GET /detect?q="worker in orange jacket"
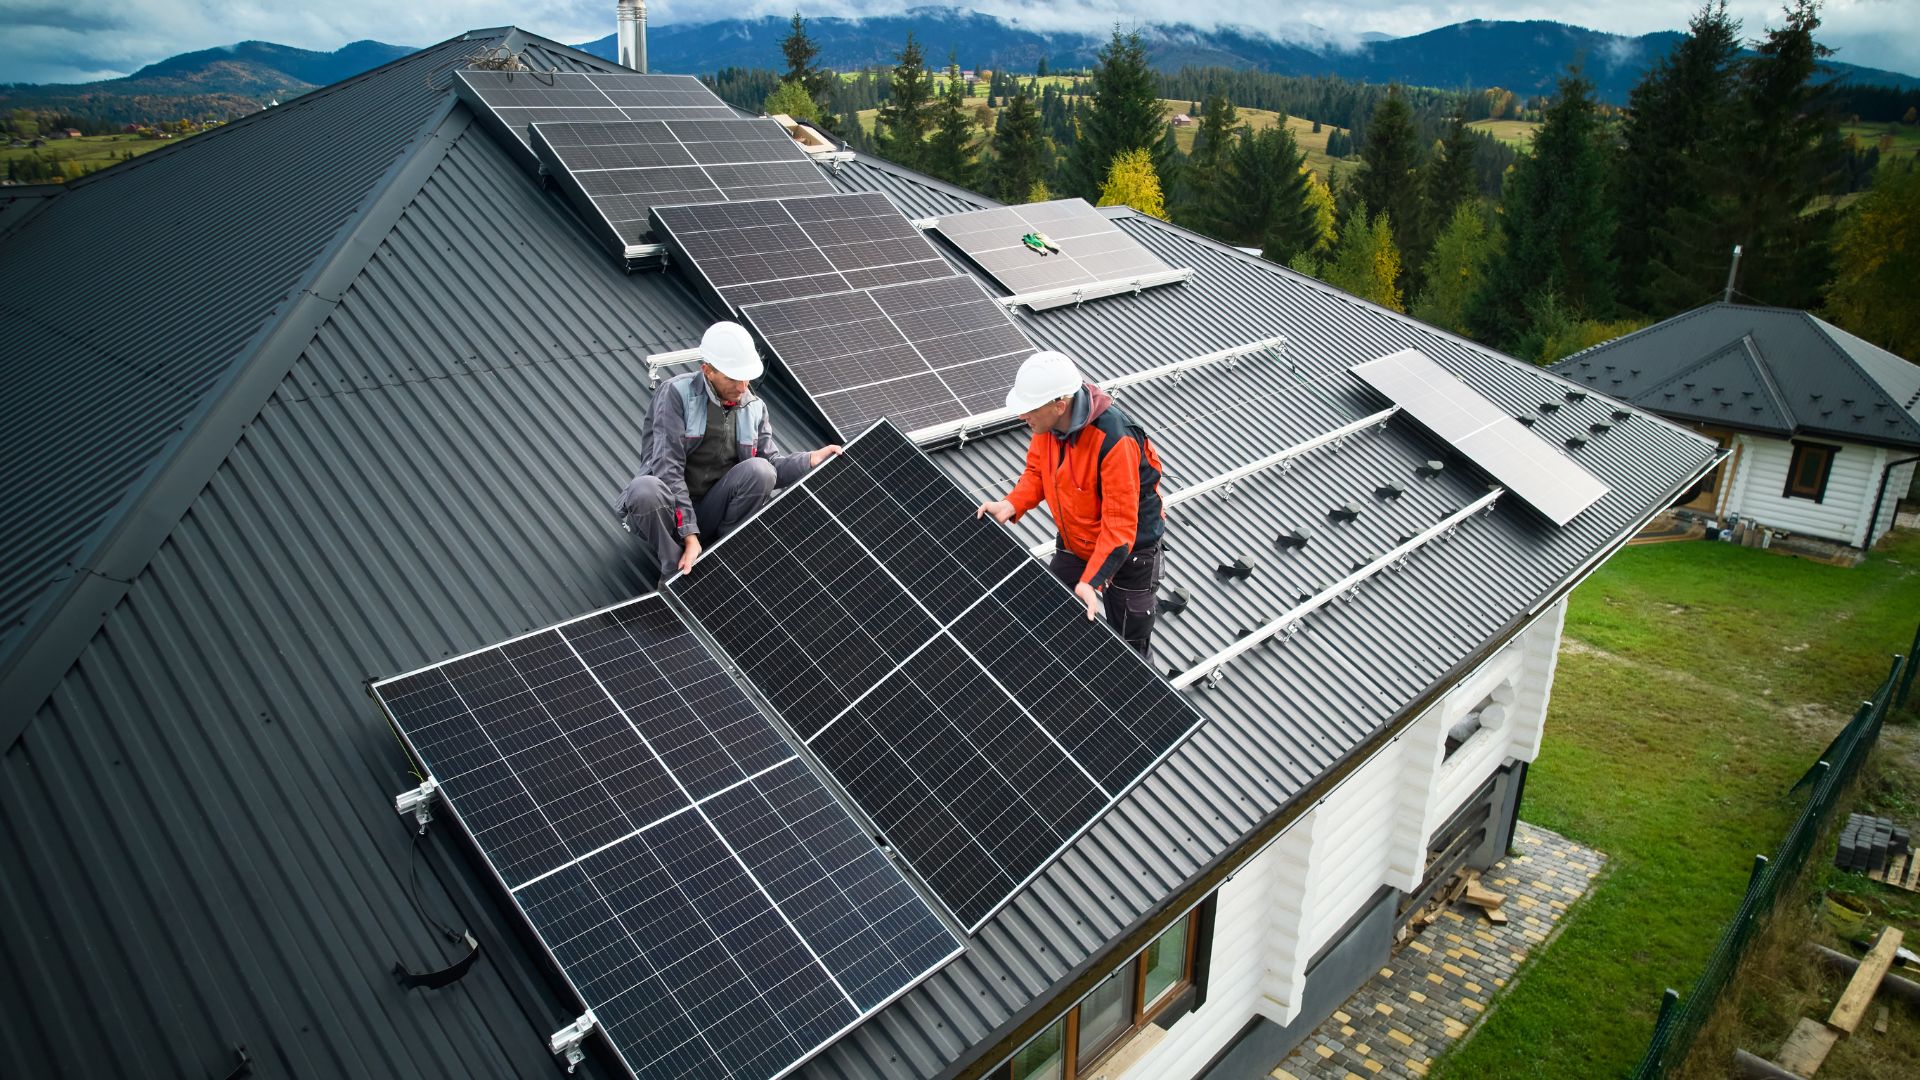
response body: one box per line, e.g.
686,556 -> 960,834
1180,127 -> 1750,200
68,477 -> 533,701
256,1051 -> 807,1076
977,351 -> 1167,656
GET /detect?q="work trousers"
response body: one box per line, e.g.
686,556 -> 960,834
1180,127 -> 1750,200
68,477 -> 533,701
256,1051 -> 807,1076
1047,540 -> 1164,657
618,457 -> 777,581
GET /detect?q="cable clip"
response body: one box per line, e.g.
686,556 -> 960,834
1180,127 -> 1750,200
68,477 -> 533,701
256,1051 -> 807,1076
550,1012 -> 598,1073
395,777 -> 438,835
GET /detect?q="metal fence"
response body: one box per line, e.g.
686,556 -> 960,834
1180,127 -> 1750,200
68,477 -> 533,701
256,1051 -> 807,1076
1629,621 -> 1919,1080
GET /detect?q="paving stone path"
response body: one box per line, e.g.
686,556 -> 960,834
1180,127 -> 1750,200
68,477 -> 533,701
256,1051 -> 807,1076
1271,821 -> 1607,1080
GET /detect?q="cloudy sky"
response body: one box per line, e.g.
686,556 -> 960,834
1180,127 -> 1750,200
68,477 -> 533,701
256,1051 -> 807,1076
2,0 -> 1911,85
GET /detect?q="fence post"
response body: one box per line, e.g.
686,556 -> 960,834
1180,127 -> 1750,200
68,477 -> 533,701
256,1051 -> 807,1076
1644,987 -> 1681,1079
1748,854 -> 1769,891
1898,623 -> 1919,708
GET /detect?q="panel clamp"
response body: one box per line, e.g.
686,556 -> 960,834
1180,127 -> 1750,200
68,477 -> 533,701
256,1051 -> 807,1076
394,777 -> 438,835
550,1011 -> 597,1073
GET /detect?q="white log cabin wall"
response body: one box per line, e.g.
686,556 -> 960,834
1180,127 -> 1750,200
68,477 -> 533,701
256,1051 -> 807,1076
1116,597 -> 1568,1079
1722,433 -> 1905,547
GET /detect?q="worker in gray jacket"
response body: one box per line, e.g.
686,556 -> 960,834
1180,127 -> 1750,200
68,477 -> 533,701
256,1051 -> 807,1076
615,322 -> 840,579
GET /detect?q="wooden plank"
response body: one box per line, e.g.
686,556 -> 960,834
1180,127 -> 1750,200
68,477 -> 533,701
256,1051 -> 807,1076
1775,1017 -> 1838,1076
1830,927 -> 1904,1034
1464,881 -> 1507,908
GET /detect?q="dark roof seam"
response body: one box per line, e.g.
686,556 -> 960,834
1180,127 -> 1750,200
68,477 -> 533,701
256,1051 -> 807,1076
1741,334 -> 1797,426
0,297 -> 218,395
0,102 -> 475,748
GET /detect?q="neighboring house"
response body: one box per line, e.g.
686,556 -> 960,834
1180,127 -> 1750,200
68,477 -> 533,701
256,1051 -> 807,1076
0,28 -> 1716,1080
1552,303 -> 1920,551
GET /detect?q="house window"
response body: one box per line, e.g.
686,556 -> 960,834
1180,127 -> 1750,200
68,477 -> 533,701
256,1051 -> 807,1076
1784,442 -> 1838,502
1004,903 -> 1207,1080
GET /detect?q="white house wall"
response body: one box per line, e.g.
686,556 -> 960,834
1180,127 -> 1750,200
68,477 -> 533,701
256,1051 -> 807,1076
1112,598 -> 1569,1080
1724,434 -> 1885,545
1869,458 -> 1916,547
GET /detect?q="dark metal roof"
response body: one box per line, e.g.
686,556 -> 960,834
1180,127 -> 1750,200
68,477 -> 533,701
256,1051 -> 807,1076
0,30 -> 1718,1080
1551,302 -> 1920,448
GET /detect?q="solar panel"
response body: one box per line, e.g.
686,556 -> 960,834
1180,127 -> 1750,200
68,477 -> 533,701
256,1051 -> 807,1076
531,118 -> 835,247
1350,349 -> 1611,525
453,69 -> 737,167
670,422 -> 1204,931
373,594 -> 961,1080
931,198 -> 1175,308
650,192 -> 954,314
741,275 -> 1035,441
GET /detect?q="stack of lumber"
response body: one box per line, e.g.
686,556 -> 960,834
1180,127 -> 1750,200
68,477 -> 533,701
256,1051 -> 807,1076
1733,927 -> 1904,1079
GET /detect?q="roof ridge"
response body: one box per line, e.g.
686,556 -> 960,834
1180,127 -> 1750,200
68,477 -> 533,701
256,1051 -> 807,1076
0,98 -> 477,746
1740,333 -> 1797,425
1794,309 -> 1920,444
1553,303 -> 1721,368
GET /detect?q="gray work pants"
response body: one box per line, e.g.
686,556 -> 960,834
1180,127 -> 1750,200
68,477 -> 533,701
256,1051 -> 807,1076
618,458 -> 777,580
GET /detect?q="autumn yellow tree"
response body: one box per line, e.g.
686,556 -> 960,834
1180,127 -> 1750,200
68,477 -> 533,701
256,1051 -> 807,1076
1096,147 -> 1168,220
1300,166 -> 1337,260
1825,168 -> 1920,358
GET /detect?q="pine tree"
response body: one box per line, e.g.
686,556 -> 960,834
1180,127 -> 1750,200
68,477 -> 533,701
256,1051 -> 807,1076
988,90 -> 1049,203
1097,148 -> 1169,220
1824,168 -> 1920,356
764,80 -> 820,124
1355,86 -> 1423,286
1177,92 -> 1237,231
1301,167 -> 1338,260
1027,179 -> 1052,203
1212,126 -> 1318,262
1415,107 -> 1479,275
1063,28 -> 1170,201
876,33 -> 935,170
925,59 -> 981,188
1648,0 -> 1842,312
1413,203 -> 1495,336
1467,72 -> 1616,351
780,11 -> 835,130
1614,1 -> 1741,313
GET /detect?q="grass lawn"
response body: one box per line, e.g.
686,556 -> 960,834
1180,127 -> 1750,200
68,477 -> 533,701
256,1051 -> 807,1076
1467,119 -> 1541,148
1429,529 -> 1920,1079
1,132 -> 170,182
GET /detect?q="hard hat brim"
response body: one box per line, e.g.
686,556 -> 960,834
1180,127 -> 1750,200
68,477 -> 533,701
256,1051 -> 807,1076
705,354 -> 764,381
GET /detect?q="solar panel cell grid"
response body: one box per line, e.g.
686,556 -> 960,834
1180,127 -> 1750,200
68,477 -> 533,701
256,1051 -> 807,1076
374,592 -> 961,1080
930,198 -> 1176,301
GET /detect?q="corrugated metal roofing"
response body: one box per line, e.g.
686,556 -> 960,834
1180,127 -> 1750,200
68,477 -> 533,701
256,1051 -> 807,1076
1552,302 -> 1920,448
0,30 -> 1718,1080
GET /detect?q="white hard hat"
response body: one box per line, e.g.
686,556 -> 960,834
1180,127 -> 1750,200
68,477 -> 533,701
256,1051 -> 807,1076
700,321 -> 764,380
1004,350 -> 1083,413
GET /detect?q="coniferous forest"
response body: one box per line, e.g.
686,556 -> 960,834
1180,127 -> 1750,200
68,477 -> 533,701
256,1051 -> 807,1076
719,3 -> 1920,363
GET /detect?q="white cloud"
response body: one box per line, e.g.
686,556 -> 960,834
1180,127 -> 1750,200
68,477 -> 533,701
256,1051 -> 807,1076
0,0 -> 1912,85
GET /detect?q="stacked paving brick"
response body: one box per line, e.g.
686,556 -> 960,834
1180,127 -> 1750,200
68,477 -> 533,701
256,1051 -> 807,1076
1835,813 -> 1909,873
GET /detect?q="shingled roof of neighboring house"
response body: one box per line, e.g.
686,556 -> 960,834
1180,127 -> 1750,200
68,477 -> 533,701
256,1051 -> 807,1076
1550,302 -> 1920,449
0,29 -> 1718,1080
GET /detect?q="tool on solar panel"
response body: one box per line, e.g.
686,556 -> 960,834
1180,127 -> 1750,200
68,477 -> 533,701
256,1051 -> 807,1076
1021,231 -> 1061,255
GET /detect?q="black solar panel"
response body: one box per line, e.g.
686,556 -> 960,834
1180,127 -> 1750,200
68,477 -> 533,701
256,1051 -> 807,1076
670,422 -> 1205,931
931,198 -> 1175,308
373,594 -> 960,1080
531,118 -> 835,246
1350,349 -> 1610,525
650,192 -> 953,313
453,70 -> 737,164
742,275 -> 1036,440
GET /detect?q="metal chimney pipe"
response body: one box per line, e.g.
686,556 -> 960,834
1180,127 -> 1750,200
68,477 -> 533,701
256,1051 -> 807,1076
1722,243 -> 1743,304
617,0 -> 647,73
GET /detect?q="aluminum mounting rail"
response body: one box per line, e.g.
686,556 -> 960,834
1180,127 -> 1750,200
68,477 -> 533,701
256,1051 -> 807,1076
994,268 -> 1195,310
1169,488 -> 1504,690
1023,406 -> 1398,557
643,346 -> 702,385
909,333 -> 1288,445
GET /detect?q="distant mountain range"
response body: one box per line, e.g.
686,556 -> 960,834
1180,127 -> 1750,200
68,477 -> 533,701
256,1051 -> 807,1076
4,15 -> 1914,126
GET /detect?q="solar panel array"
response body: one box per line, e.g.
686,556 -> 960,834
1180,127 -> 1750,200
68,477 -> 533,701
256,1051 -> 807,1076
671,422 -> 1204,930
932,198 -> 1174,308
453,70 -> 737,163
531,119 -> 835,246
1350,349 -> 1611,526
651,192 -> 954,312
741,275 -> 1036,440
373,594 -> 961,1080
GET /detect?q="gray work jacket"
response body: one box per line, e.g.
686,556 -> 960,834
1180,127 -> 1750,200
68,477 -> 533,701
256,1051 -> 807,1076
621,371 -> 810,538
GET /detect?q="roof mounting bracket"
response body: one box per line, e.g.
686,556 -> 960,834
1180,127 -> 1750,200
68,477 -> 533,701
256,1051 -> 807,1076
549,1011 -> 597,1073
394,777 -> 438,835
645,346 -> 703,386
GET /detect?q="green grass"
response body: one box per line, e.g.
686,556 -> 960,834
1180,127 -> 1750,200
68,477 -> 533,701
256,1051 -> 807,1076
1466,119 -> 1541,148
1,132 -> 172,182
1430,530 -> 1920,1079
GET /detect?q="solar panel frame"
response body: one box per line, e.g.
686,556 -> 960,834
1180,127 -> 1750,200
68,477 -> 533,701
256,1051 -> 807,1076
453,70 -> 738,169
931,198 -> 1175,307
668,422 -> 1208,932
372,593 -> 962,1080
741,274 -> 1035,441
1350,349 -> 1611,525
650,192 -> 955,315
531,118 -> 835,248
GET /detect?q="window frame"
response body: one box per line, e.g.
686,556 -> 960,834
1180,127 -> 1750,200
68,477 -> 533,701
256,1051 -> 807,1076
1783,440 -> 1839,502
1006,904 -> 1204,1080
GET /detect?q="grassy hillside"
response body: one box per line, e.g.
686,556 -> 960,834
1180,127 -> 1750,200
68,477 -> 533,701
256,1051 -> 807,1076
1,132 -> 178,183
1467,118 -> 1541,148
